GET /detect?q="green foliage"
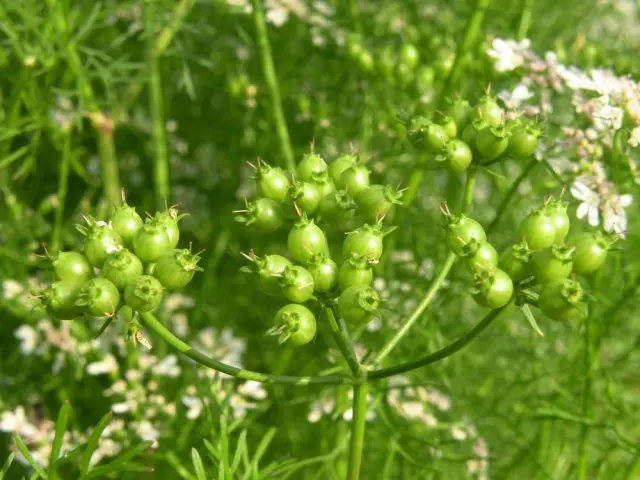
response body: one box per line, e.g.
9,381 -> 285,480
2,0 -> 640,479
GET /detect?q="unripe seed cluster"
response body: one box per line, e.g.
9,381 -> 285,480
238,152 -> 399,346
442,205 -> 514,310
405,92 -> 542,171
35,198 -> 203,321
444,195 -> 618,322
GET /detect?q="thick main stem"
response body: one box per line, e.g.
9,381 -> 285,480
346,382 -> 367,480
139,312 -> 349,385
250,0 -> 295,173
325,307 -> 362,376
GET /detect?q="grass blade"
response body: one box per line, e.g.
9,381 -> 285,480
1,453 -> 15,480
13,435 -> 47,479
48,402 -> 71,479
191,448 -> 207,480
252,428 -> 275,473
230,429 -> 248,474
80,411 -> 113,473
79,441 -> 151,479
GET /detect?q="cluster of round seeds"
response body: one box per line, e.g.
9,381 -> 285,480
442,205 -> 514,310
503,197 -> 616,321
237,152 -> 401,346
404,91 -> 542,171
443,196 -> 617,321
35,196 -> 202,321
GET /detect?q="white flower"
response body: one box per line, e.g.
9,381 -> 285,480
473,437 -> 489,458
307,398 -> 335,423
164,293 -> 195,312
90,438 -> 121,466
487,38 -> 531,72
602,193 -> 632,236
557,65 -> 595,91
181,395 -> 204,420
591,95 -> 624,130
398,401 -> 425,420
498,83 -> 533,110
15,325 -> 38,355
104,380 -> 128,396
629,126 -> 640,147
111,402 -> 130,414
133,420 -> 159,442
365,317 -> 382,332
2,280 -> 24,299
237,381 -> 267,400
172,312 -> 190,337
451,425 -> 468,441
87,354 -> 119,376
0,407 -> 39,438
151,354 -> 181,377
265,2 -> 289,26
571,181 -> 601,226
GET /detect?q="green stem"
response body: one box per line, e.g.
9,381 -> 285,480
437,0 -> 490,107
146,2 -> 170,210
368,305 -> 508,380
139,311 -> 349,385
535,420 -> 551,479
517,0 -> 534,40
250,0 -> 295,173
51,130 -> 72,253
374,252 -> 457,365
577,311 -> 595,479
374,170 -> 475,364
346,383 -> 368,480
461,168 -> 477,213
486,157 -> 538,234
97,128 -> 121,209
45,0 -> 121,208
325,307 -> 362,376
114,0 -> 196,122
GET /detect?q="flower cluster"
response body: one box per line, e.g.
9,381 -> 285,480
486,37 -> 637,236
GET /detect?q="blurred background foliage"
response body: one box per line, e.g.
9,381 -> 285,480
1,0 -> 640,478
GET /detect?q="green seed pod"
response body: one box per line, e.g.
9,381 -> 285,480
102,248 -> 144,290
153,248 -> 204,290
111,200 -> 144,247
75,278 -> 121,317
124,275 -> 164,312
51,251 -> 94,285
36,281 -> 83,320
76,218 -> 123,268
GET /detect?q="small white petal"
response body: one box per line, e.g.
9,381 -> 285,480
587,206 -> 600,226
576,202 -> 590,220
570,182 -> 592,201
